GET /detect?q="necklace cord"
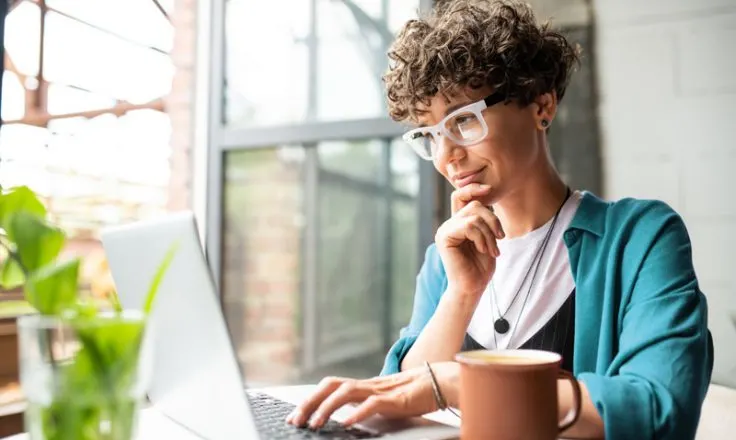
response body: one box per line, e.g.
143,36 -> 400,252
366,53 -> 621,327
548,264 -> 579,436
490,187 -> 572,349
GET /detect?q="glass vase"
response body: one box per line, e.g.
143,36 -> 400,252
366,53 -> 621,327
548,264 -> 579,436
17,312 -> 153,440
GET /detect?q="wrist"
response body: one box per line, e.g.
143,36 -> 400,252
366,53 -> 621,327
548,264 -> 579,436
443,284 -> 484,309
434,362 -> 461,408
441,287 -> 482,329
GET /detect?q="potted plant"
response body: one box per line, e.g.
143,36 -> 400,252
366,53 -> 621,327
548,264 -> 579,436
0,185 -> 175,440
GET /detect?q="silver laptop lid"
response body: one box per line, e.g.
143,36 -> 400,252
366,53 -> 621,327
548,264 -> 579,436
101,211 -> 259,440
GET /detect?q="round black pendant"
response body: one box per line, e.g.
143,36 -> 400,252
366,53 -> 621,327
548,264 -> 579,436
494,318 -> 510,334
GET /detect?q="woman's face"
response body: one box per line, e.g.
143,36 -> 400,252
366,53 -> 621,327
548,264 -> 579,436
415,87 -> 554,204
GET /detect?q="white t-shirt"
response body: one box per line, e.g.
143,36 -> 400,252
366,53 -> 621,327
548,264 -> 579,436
466,190 -> 582,350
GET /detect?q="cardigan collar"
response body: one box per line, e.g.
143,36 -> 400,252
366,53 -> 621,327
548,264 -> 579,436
567,190 -> 608,238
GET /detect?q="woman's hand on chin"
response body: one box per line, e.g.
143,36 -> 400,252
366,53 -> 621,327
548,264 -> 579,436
436,183 -> 504,302
285,362 -> 460,429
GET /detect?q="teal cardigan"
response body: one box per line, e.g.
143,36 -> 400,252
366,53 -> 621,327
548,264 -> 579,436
380,192 -> 714,440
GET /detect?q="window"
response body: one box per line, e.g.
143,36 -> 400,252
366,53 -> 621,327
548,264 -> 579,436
0,0 -> 175,299
224,0 -> 420,127
222,140 -> 420,385
214,0 -> 434,386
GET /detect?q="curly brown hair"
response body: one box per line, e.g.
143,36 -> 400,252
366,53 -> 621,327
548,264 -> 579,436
383,0 -> 581,122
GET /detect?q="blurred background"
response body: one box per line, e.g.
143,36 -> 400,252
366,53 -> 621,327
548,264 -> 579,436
0,0 -> 734,434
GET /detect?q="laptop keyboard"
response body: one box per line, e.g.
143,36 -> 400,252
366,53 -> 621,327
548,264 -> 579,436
248,393 -> 381,439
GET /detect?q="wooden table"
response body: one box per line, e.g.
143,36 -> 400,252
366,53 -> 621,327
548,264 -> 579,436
0,316 -> 21,438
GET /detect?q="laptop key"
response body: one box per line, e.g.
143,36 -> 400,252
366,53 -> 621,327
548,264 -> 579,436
247,393 -> 381,439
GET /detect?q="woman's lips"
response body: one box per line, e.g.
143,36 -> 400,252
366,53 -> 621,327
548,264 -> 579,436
453,167 -> 487,187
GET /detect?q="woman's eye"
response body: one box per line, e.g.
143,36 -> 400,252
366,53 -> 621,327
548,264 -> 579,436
455,115 -> 477,127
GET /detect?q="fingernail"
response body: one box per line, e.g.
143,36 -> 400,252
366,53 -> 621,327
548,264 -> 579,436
310,416 -> 324,429
291,411 -> 304,425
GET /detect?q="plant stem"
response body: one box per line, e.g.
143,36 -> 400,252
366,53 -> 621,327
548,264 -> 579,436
0,236 -> 29,278
1,237 -> 60,374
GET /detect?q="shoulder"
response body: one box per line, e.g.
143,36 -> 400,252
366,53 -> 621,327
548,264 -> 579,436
603,197 -> 690,248
606,197 -> 683,226
574,193 -> 695,281
598,197 -> 697,294
573,192 -> 691,244
570,192 -> 687,243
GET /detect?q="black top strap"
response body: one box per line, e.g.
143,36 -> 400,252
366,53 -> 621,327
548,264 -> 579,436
462,289 -> 576,372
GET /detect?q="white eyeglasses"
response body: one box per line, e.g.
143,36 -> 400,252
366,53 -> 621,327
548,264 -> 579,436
402,93 -> 505,160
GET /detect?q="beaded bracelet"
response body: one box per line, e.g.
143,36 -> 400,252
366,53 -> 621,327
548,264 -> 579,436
424,361 -> 461,418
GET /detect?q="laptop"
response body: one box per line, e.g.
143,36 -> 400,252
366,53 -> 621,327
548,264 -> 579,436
100,211 -> 460,440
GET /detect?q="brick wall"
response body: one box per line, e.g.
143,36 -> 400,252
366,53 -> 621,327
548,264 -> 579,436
166,0 -> 197,211
592,0 -> 736,386
221,152 -> 304,385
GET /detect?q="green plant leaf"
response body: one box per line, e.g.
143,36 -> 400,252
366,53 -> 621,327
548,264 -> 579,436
70,299 -> 99,319
143,241 -> 179,315
24,258 -> 80,315
0,186 -> 46,229
46,316 -> 145,439
109,289 -> 123,313
0,256 -> 25,289
6,212 -> 65,272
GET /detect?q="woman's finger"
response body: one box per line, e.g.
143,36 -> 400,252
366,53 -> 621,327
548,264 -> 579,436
470,205 -> 504,240
450,184 -> 491,214
463,217 -> 492,255
456,202 -> 503,255
437,213 -> 494,257
309,381 -> 373,429
461,211 -> 499,257
343,395 -> 395,426
287,376 -> 348,426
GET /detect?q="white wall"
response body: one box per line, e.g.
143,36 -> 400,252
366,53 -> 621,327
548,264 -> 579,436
593,0 -> 736,387
527,0 -> 589,27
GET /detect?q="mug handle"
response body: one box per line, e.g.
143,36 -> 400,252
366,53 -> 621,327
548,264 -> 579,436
557,370 -> 582,433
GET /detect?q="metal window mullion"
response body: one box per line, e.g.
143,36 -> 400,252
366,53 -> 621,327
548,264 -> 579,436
29,0 -> 170,55
319,170 -> 415,202
36,0 -> 47,115
221,118 -> 404,150
302,146 -> 320,374
301,0 -> 320,374
205,0 -> 226,291
381,139 -> 394,351
417,159 -> 438,268
149,0 -> 171,22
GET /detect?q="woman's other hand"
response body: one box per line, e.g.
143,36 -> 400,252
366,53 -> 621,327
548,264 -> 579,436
285,362 -> 459,430
435,183 -> 503,301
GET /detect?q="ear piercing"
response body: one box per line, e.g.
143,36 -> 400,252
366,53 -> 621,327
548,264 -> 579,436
541,119 -> 549,128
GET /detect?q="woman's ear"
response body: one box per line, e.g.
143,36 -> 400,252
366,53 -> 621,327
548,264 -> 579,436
533,92 -> 558,131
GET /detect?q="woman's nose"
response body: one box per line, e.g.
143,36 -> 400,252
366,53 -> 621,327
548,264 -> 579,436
435,135 -> 465,165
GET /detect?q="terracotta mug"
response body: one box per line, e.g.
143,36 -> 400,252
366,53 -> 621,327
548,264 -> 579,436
454,349 -> 581,440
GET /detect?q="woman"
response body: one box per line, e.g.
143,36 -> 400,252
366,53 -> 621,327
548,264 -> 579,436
286,1 -> 713,438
